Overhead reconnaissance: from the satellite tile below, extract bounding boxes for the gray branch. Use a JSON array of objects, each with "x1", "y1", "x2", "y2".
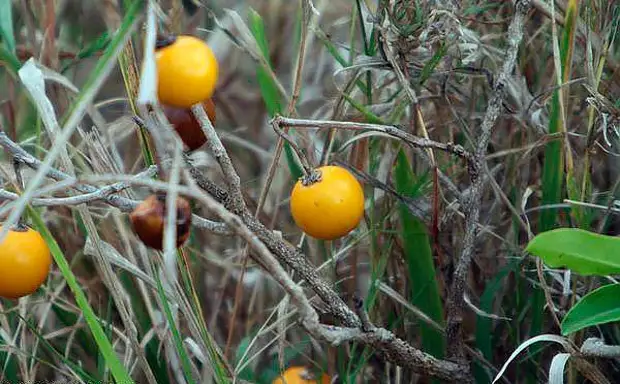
[
  {"x1": 581, "y1": 338, "x2": 620, "y2": 359},
  {"x1": 444, "y1": 0, "x2": 532, "y2": 361}
]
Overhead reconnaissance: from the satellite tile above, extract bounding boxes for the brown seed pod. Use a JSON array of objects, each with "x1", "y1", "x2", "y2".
[
  {"x1": 162, "y1": 98, "x2": 216, "y2": 151},
  {"x1": 129, "y1": 194, "x2": 192, "y2": 250}
]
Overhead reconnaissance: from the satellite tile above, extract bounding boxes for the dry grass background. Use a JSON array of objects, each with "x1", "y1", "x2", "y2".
[{"x1": 0, "y1": 0, "x2": 619, "y2": 383}]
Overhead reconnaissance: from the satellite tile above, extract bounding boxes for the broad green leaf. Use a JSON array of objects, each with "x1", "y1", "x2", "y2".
[
  {"x1": 526, "y1": 228, "x2": 620, "y2": 275},
  {"x1": 561, "y1": 284, "x2": 620, "y2": 335}
]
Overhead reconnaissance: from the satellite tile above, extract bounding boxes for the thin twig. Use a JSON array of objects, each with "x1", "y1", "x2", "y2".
[
  {"x1": 191, "y1": 104, "x2": 245, "y2": 213},
  {"x1": 0, "y1": 168, "x2": 155, "y2": 209},
  {"x1": 272, "y1": 116, "x2": 474, "y2": 164},
  {"x1": 271, "y1": 122, "x2": 313, "y2": 176},
  {"x1": 0, "y1": 131, "x2": 229, "y2": 234},
  {"x1": 11, "y1": 160, "x2": 26, "y2": 228}
]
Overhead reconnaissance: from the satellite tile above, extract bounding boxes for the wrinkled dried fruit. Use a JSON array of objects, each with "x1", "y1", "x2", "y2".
[{"x1": 129, "y1": 194, "x2": 192, "y2": 250}]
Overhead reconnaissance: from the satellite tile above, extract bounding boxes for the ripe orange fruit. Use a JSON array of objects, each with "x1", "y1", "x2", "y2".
[
  {"x1": 155, "y1": 35, "x2": 219, "y2": 108},
  {"x1": 0, "y1": 225, "x2": 52, "y2": 299},
  {"x1": 129, "y1": 194, "x2": 192, "y2": 250},
  {"x1": 162, "y1": 98, "x2": 216, "y2": 151},
  {"x1": 290, "y1": 165, "x2": 365, "y2": 240},
  {"x1": 272, "y1": 366, "x2": 331, "y2": 384}
]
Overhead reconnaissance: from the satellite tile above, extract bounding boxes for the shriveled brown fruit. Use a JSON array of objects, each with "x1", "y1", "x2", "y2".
[
  {"x1": 162, "y1": 98, "x2": 216, "y2": 151},
  {"x1": 129, "y1": 194, "x2": 192, "y2": 250}
]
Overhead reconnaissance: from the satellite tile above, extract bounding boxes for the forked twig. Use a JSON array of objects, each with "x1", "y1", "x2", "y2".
[{"x1": 271, "y1": 115, "x2": 474, "y2": 165}]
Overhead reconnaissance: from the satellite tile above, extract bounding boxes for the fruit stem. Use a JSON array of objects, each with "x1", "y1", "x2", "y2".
[
  {"x1": 271, "y1": 120, "x2": 314, "y2": 177},
  {"x1": 156, "y1": 34, "x2": 177, "y2": 50},
  {"x1": 132, "y1": 115, "x2": 169, "y2": 181},
  {"x1": 300, "y1": 168, "x2": 322, "y2": 187},
  {"x1": 12, "y1": 158, "x2": 27, "y2": 229}
]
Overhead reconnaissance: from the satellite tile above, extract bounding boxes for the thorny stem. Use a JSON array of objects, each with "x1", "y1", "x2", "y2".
[{"x1": 444, "y1": 0, "x2": 532, "y2": 361}]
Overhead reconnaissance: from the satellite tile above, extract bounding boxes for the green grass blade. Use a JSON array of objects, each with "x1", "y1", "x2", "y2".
[
  {"x1": 0, "y1": 304, "x2": 19, "y2": 383},
  {"x1": 0, "y1": 43, "x2": 20, "y2": 78},
  {"x1": 473, "y1": 259, "x2": 521, "y2": 382},
  {"x1": 116, "y1": 271, "x2": 171, "y2": 384},
  {"x1": 534, "y1": 5, "x2": 580, "y2": 377},
  {"x1": 62, "y1": 0, "x2": 143, "y2": 124},
  {"x1": 0, "y1": 2, "x2": 15, "y2": 54},
  {"x1": 153, "y1": 268, "x2": 197, "y2": 384},
  {"x1": 177, "y1": 249, "x2": 230, "y2": 383},
  {"x1": 61, "y1": 32, "x2": 111, "y2": 73},
  {"x1": 19, "y1": 315, "x2": 99, "y2": 383},
  {"x1": 247, "y1": 8, "x2": 303, "y2": 179},
  {"x1": 26, "y1": 206, "x2": 134, "y2": 384},
  {"x1": 247, "y1": 9, "x2": 282, "y2": 117},
  {"x1": 418, "y1": 43, "x2": 447, "y2": 86},
  {"x1": 394, "y1": 151, "x2": 445, "y2": 358}
]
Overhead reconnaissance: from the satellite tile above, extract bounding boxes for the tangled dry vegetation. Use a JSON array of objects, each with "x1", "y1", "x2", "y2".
[{"x1": 0, "y1": 0, "x2": 619, "y2": 383}]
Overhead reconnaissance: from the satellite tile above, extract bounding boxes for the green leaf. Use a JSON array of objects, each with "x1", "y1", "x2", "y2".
[
  {"x1": 526, "y1": 228, "x2": 620, "y2": 275},
  {"x1": 26, "y1": 207, "x2": 135, "y2": 384},
  {"x1": 418, "y1": 43, "x2": 446, "y2": 86},
  {"x1": 341, "y1": 93, "x2": 385, "y2": 124},
  {"x1": 61, "y1": 32, "x2": 111, "y2": 73},
  {"x1": 0, "y1": 2, "x2": 15, "y2": 54},
  {"x1": 561, "y1": 284, "x2": 620, "y2": 335}
]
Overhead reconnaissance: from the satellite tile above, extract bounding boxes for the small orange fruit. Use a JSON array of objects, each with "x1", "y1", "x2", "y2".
[
  {"x1": 272, "y1": 366, "x2": 331, "y2": 384},
  {"x1": 290, "y1": 165, "x2": 365, "y2": 240},
  {"x1": 129, "y1": 194, "x2": 192, "y2": 250},
  {"x1": 0, "y1": 225, "x2": 52, "y2": 299},
  {"x1": 155, "y1": 35, "x2": 219, "y2": 108},
  {"x1": 162, "y1": 98, "x2": 216, "y2": 151}
]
